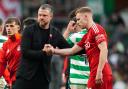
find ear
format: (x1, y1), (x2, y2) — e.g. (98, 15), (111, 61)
(17, 25), (20, 31)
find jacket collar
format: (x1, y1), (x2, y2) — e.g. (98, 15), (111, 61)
(8, 33), (21, 42)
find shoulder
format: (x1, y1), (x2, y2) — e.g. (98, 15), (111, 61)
(70, 32), (80, 38)
(91, 24), (105, 34)
(50, 25), (58, 32)
(50, 25), (61, 34)
(0, 36), (8, 40)
(0, 36), (8, 46)
(23, 23), (37, 35)
(24, 23), (36, 31)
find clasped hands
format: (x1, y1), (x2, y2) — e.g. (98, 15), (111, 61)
(43, 44), (55, 55)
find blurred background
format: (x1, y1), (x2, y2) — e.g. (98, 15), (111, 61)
(0, 0), (128, 89)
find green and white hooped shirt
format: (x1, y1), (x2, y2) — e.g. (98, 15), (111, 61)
(0, 35), (8, 48)
(66, 29), (90, 85)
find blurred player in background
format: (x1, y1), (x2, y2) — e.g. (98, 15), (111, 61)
(23, 17), (37, 29)
(0, 18), (8, 89)
(0, 17), (21, 89)
(63, 9), (89, 89)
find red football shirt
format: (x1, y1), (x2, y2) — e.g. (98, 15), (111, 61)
(0, 33), (21, 84)
(77, 23), (112, 77)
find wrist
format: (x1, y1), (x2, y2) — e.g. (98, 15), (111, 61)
(97, 70), (102, 73)
(65, 29), (71, 34)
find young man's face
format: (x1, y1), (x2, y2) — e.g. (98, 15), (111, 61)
(37, 8), (53, 28)
(76, 13), (88, 29)
(5, 22), (20, 36)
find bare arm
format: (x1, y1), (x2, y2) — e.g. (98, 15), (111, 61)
(96, 41), (108, 84)
(97, 41), (108, 73)
(54, 44), (83, 56)
(43, 44), (83, 56)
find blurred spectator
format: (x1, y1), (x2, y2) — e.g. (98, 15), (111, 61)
(113, 80), (127, 89)
(109, 12), (125, 27)
(22, 0), (42, 17)
(0, 17), (21, 89)
(0, 0), (21, 20)
(23, 17), (37, 29)
(108, 12), (126, 44)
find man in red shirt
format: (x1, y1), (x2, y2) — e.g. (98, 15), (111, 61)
(0, 17), (21, 88)
(43, 7), (113, 89)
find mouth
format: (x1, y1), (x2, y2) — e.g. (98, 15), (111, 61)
(40, 19), (45, 22)
(7, 31), (12, 35)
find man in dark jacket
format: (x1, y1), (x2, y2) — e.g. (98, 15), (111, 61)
(14, 4), (70, 89)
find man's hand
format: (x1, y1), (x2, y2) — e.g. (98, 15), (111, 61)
(43, 44), (54, 56)
(66, 21), (76, 33)
(5, 83), (12, 89)
(95, 71), (103, 85)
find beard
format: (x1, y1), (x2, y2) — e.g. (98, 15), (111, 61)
(39, 20), (49, 28)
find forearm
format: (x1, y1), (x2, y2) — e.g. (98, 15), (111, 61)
(63, 30), (70, 39)
(21, 49), (46, 60)
(54, 48), (74, 56)
(54, 45), (82, 56)
(97, 48), (108, 72)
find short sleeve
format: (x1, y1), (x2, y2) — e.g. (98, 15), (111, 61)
(92, 24), (107, 45)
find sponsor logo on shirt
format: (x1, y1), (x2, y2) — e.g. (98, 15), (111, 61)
(84, 41), (90, 50)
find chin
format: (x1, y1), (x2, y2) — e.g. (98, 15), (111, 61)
(39, 23), (45, 26)
(8, 35), (12, 37)
(7, 34), (13, 36)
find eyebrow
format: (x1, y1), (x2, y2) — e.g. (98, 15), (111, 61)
(5, 24), (15, 27)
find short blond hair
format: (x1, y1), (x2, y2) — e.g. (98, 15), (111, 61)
(75, 7), (92, 15)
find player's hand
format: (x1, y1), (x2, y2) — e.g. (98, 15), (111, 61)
(43, 44), (54, 56)
(6, 83), (12, 89)
(95, 71), (103, 84)
(66, 21), (76, 33)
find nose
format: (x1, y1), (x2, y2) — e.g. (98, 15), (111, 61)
(6, 27), (10, 31)
(40, 16), (44, 20)
(6, 27), (11, 33)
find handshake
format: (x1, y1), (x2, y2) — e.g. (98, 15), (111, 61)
(43, 44), (55, 56)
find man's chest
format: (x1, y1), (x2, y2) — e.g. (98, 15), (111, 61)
(5, 42), (20, 56)
(84, 32), (97, 51)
